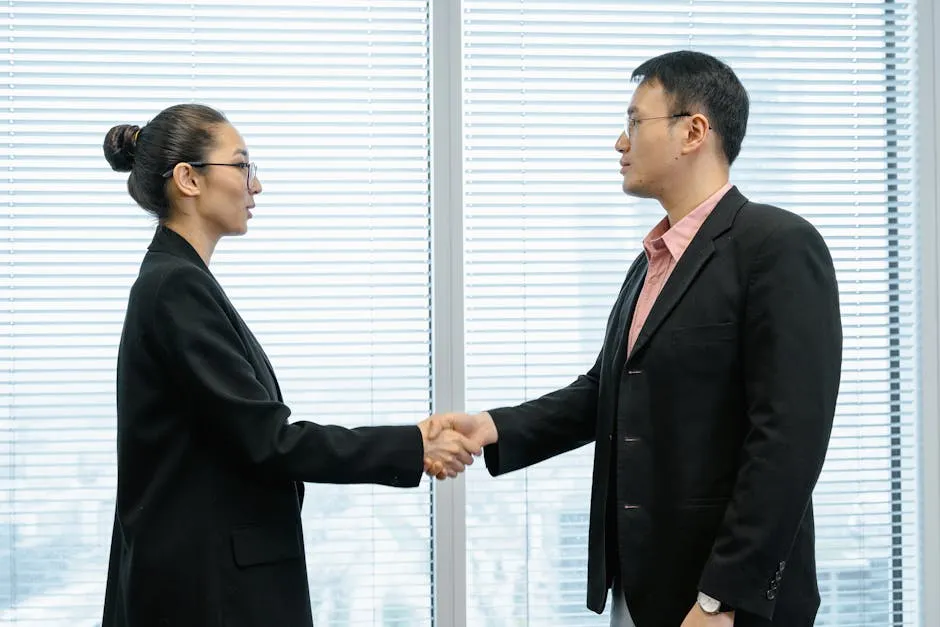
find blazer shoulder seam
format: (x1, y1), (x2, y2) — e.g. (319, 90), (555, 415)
(149, 263), (228, 351)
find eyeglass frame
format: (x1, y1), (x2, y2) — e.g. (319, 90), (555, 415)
(623, 112), (694, 138)
(161, 162), (258, 190)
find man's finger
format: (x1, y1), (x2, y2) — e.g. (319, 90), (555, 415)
(444, 447), (472, 465)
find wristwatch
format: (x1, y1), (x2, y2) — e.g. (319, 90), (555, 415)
(697, 591), (732, 614)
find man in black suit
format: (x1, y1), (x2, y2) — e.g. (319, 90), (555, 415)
(428, 50), (842, 627)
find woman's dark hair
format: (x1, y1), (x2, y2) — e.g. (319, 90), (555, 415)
(103, 104), (228, 219)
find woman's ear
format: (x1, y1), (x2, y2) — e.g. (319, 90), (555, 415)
(170, 163), (202, 198)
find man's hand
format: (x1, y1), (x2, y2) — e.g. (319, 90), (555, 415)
(417, 418), (481, 479)
(422, 412), (498, 479)
(680, 603), (734, 627)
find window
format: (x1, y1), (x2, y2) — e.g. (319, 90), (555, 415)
(462, 1), (920, 625)
(0, 1), (927, 626)
(2, 1), (433, 625)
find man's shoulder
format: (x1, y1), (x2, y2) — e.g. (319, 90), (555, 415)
(731, 195), (822, 242)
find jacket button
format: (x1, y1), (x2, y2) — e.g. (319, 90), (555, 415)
(766, 589), (776, 600)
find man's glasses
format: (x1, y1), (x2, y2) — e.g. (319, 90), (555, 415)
(162, 162), (258, 190)
(623, 112), (692, 138)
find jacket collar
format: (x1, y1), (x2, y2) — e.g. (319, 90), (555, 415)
(147, 224), (211, 272)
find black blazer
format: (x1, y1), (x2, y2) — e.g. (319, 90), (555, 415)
(102, 226), (425, 627)
(484, 187), (842, 627)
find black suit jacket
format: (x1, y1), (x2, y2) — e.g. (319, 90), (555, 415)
(483, 187), (842, 627)
(102, 226), (425, 627)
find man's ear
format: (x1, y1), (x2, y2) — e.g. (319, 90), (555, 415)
(681, 113), (711, 155)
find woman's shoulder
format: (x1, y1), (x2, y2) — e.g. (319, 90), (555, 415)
(130, 252), (222, 314)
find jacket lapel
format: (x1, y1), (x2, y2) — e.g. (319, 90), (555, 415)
(611, 256), (648, 368)
(147, 225), (281, 399)
(626, 186), (748, 362)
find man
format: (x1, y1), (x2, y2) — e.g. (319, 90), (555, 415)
(428, 51), (842, 627)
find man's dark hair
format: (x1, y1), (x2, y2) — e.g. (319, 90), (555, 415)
(632, 50), (749, 165)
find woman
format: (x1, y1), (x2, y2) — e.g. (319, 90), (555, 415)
(100, 104), (477, 627)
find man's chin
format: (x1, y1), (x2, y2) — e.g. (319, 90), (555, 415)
(622, 181), (650, 198)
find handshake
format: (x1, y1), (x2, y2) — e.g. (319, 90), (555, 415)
(417, 412), (499, 480)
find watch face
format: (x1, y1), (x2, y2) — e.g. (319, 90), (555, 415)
(697, 593), (721, 613)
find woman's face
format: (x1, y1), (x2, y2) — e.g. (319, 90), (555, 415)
(191, 123), (262, 237)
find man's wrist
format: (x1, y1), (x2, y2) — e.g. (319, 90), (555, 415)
(476, 411), (498, 444)
(697, 591), (733, 614)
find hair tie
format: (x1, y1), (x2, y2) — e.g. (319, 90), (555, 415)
(133, 129), (140, 143)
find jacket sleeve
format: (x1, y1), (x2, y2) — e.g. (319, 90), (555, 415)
(698, 220), (842, 619)
(152, 265), (425, 488)
(481, 257), (644, 477)
(482, 354), (601, 476)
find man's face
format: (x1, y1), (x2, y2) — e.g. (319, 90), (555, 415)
(615, 81), (686, 199)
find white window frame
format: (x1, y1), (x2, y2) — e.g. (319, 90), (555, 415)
(916, 0), (940, 626)
(429, 1), (468, 626)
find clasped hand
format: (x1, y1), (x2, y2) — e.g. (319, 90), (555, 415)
(418, 412), (499, 480)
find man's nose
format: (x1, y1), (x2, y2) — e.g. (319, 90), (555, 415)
(615, 131), (631, 153)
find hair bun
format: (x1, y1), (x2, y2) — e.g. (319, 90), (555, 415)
(103, 124), (141, 172)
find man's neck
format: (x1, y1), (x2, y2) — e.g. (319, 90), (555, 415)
(659, 171), (730, 226)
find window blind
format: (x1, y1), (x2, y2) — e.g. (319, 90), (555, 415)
(1, 1), (434, 625)
(461, 2), (920, 627)
(0, 1), (924, 626)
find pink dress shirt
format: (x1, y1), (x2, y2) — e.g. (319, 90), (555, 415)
(626, 182), (733, 355)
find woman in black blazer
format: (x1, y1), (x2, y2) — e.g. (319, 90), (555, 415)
(100, 103), (478, 627)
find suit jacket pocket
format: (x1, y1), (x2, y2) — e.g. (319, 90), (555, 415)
(671, 322), (736, 345)
(669, 322), (737, 378)
(678, 496), (731, 510)
(231, 520), (303, 568)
